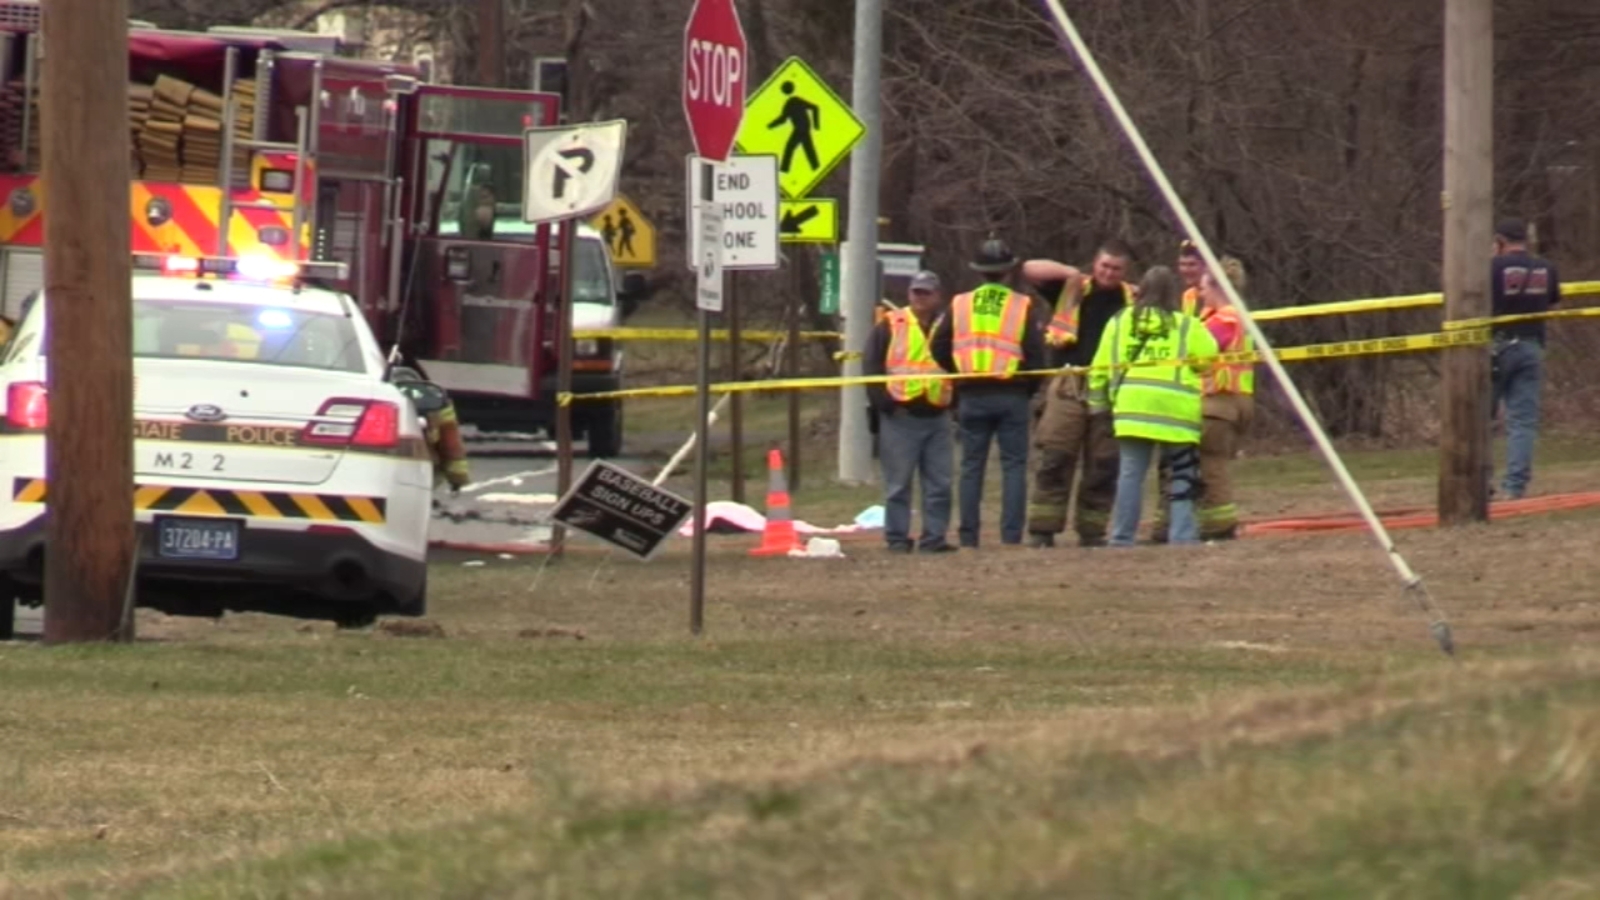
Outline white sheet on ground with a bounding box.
[674,501,878,537]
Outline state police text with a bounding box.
[592,468,679,527]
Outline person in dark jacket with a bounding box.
[1490,218,1561,499]
[865,271,956,553]
[930,239,1047,547]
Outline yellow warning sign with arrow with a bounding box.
[735,57,865,200]
[779,199,838,243]
[588,194,655,268]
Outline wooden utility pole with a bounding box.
[1438,0,1494,524]
[40,0,136,642]
[477,0,506,87]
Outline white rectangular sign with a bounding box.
[685,154,779,271]
[696,201,725,312]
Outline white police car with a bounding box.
[0,255,441,636]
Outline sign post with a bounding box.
[683,0,747,635]
[521,120,627,556]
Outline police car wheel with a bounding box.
[0,593,13,641]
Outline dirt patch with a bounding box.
[378,619,448,639]
[517,626,587,641]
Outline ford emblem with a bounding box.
[185,404,227,423]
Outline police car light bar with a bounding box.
[131,254,350,283]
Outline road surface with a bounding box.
[430,436,657,549]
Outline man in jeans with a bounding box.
[931,239,1047,547]
[865,271,956,553]
[1490,219,1560,500]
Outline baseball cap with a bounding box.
[1494,218,1527,242]
[909,270,942,292]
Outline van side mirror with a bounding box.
[618,272,651,319]
[395,380,450,415]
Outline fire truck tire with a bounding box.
[585,401,624,458]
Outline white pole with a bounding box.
[837,0,885,485]
[1038,0,1453,655]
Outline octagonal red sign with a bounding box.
[682,0,748,162]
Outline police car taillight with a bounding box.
[351,402,399,449]
[302,398,398,449]
[5,381,47,429]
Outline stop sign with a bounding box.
[682,0,747,162]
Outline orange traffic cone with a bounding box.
[750,446,804,557]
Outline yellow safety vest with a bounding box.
[1048,280,1134,346]
[950,283,1028,377]
[884,309,950,407]
[1200,306,1256,395]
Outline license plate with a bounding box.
[155,516,242,561]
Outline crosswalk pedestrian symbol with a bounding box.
[735,57,865,201]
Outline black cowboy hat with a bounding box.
[969,237,1018,274]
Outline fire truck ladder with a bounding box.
[215,47,321,261]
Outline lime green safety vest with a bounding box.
[884,309,951,407]
[950,283,1028,377]
[1086,307,1217,444]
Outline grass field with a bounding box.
[4,436,1600,897]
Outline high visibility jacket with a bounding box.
[425,400,471,487]
[220,323,262,360]
[1087,307,1217,444]
[1048,280,1134,346]
[884,308,950,407]
[1181,288,1200,316]
[1200,305,1256,395]
[178,322,261,359]
[950,282,1028,377]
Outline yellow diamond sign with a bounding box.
[735,57,864,201]
[587,194,655,268]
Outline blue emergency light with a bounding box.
[256,308,295,329]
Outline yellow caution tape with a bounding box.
[1443,305,1600,331]
[573,327,843,342]
[1246,281,1600,321]
[1252,292,1443,321]
[575,282,1600,343]
[557,328,1492,406]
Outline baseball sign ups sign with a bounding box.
[682,0,748,162]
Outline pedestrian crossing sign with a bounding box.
[735,56,865,201]
[588,194,655,268]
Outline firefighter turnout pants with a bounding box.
[1152,392,1254,541]
[1028,373,1119,545]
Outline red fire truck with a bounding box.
[0,3,642,456]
